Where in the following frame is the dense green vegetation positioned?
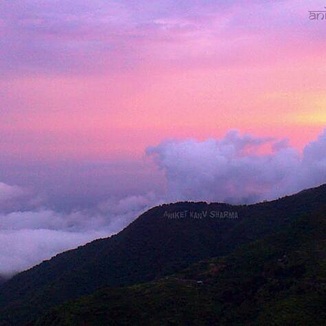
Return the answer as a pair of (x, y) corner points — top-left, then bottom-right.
(34, 210), (326, 325)
(0, 184), (325, 325)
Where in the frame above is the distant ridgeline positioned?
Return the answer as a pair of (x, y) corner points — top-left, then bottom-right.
(35, 207), (326, 326)
(0, 184), (326, 325)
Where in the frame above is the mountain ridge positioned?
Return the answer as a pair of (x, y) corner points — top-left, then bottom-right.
(0, 184), (326, 325)
(33, 208), (326, 325)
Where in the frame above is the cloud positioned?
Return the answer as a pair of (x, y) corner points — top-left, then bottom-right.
(96, 192), (160, 232)
(147, 128), (326, 204)
(0, 183), (43, 213)
(0, 182), (24, 202)
(1, 129), (326, 277)
(0, 229), (105, 276)
(0, 188), (159, 277)
(1, 0), (323, 76)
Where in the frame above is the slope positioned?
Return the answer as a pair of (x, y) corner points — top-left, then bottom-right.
(34, 208), (326, 325)
(0, 184), (325, 325)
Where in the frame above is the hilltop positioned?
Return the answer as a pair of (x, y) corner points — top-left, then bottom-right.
(34, 209), (326, 325)
(0, 184), (326, 325)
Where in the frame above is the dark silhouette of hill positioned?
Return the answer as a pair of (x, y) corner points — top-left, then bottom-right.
(0, 184), (325, 325)
(34, 208), (326, 325)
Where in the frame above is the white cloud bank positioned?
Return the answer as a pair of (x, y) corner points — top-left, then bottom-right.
(0, 190), (157, 277)
(147, 128), (326, 204)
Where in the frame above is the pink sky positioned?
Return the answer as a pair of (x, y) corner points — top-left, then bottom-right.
(1, 0), (326, 161)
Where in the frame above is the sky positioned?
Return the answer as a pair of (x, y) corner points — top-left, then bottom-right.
(1, 0), (326, 277)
